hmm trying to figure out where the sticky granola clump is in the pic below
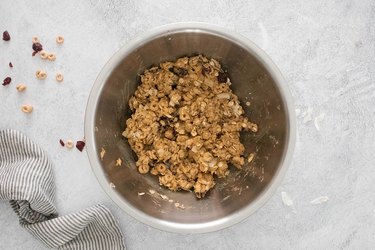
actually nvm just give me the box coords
[123,55,258,198]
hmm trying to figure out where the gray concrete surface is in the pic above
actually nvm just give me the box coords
[1,0,374,249]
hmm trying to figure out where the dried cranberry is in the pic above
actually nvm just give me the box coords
[9,62,13,68]
[32,51,37,56]
[171,82,177,90]
[202,66,211,75]
[76,140,86,152]
[59,139,65,147]
[217,72,228,83]
[2,31,10,41]
[2,77,11,86]
[170,67,188,77]
[32,42,43,52]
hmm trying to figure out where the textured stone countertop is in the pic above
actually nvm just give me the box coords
[1,1,374,249]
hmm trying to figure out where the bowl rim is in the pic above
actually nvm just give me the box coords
[84,22,296,234]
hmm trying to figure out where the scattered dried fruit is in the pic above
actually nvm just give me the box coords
[202,66,211,75]
[59,139,65,147]
[40,51,48,60]
[115,158,122,166]
[32,36,40,44]
[56,36,64,44]
[2,77,11,86]
[100,147,106,160]
[217,71,228,83]
[9,62,13,68]
[36,70,47,80]
[21,104,33,113]
[16,84,26,92]
[76,140,85,152]
[56,73,63,82]
[32,42,43,55]
[47,53,56,61]
[170,67,188,77]
[2,31,10,41]
[65,140,74,149]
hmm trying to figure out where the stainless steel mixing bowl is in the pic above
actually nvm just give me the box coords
[85,23,295,233]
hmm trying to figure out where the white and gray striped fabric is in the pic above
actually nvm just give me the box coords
[0,129,126,249]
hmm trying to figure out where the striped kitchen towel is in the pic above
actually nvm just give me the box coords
[0,129,126,249]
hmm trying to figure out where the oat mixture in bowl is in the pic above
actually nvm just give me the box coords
[123,55,258,198]
[85,23,295,233]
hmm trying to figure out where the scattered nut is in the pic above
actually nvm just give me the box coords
[32,36,40,44]
[65,140,74,149]
[47,53,56,61]
[36,70,47,80]
[56,73,64,82]
[115,158,122,166]
[16,84,27,92]
[100,148,106,160]
[21,105,33,113]
[40,51,48,60]
[56,36,64,44]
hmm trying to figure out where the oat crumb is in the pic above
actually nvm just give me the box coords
[100,147,106,160]
[314,113,325,131]
[40,51,48,60]
[281,191,293,207]
[138,192,145,196]
[247,153,255,163]
[56,35,64,44]
[310,196,329,204]
[36,70,47,80]
[174,202,185,209]
[56,73,64,82]
[160,194,168,200]
[65,140,74,149]
[16,84,27,92]
[21,105,33,113]
[32,36,40,44]
[115,158,122,166]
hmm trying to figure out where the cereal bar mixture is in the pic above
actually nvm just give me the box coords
[123,55,258,198]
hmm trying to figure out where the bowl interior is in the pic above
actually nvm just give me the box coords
[91,28,290,227]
